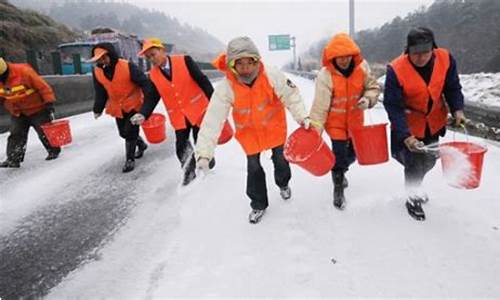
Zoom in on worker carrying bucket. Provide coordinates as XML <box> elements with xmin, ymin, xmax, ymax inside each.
<box><xmin>90</xmin><ymin>43</ymin><xmax>151</xmax><ymax>173</ymax></box>
<box><xmin>308</xmin><ymin>33</ymin><xmax>381</xmax><ymax>210</ymax></box>
<box><xmin>0</xmin><ymin>57</ymin><xmax>62</xmax><ymax>168</ymax></box>
<box><xmin>131</xmin><ymin>38</ymin><xmax>216</xmax><ymax>186</ymax></box>
<box><xmin>384</xmin><ymin>27</ymin><xmax>467</xmax><ymax>221</ymax></box>
<box><xmin>195</xmin><ymin>36</ymin><xmax>309</xmax><ymax>224</ymax></box>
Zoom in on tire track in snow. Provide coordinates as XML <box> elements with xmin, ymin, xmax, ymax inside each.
<box><xmin>0</xmin><ymin>145</ymin><xmax>174</xmax><ymax>299</ymax></box>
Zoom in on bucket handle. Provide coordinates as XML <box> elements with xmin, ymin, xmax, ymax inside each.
<box><xmin>451</xmin><ymin>123</ymin><xmax>488</xmax><ymax>152</ymax></box>
<box><xmin>452</xmin><ymin>123</ymin><xmax>469</xmax><ymax>143</ymax></box>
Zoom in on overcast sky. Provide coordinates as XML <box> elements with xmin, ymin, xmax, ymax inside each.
<box><xmin>134</xmin><ymin>0</ymin><xmax>435</xmax><ymax>66</ymax></box>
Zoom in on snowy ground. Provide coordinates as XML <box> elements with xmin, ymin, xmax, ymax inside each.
<box><xmin>1</xmin><ymin>74</ymin><xmax>500</xmax><ymax>298</ymax></box>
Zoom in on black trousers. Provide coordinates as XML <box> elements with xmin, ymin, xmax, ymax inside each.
<box><xmin>246</xmin><ymin>145</ymin><xmax>291</xmax><ymax>210</ymax></box>
<box><xmin>6</xmin><ymin>108</ymin><xmax>60</xmax><ymax>163</ymax></box>
<box><xmin>115</xmin><ymin>111</ymin><xmax>140</xmax><ymax>141</ymax></box>
<box><xmin>330</xmin><ymin>139</ymin><xmax>356</xmax><ymax>175</ymax></box>
<box><xmin>394</xmin><ymin>135</ymin><xmax>439</xmax><ymax>188</ymax></box>
<box><xmin>174</xmin><ymin>119</ymin><xmax>200</xmax><ymax>175</ymax></box>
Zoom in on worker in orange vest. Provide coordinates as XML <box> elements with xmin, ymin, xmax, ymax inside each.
<box><xmin>0</xmin><ymin>57</ymin><xmax>61</xmax><ymax>168</ymax></box>
<box><xmin>131</xmin><ymin>38</ymin><xmax>215</xmax><ymax>186</ymax></box>
<box><xmin>90</xmin><ymin>43</ymin><xmax>151</xmax><ymax>173</ymax></box>
<box><xmin>195</xmin><ymin>37</ymin><xmax>309</xmax><ymax>224</ymax></box>
<box><xmin>309</xmin><ymin>33</ymin><xmax>381</xmax><ymax>210</ymax></box>
<box><xmin>384</xmin><ymin>27</ymin><xmax>466</xmax><ymax>221</ymax></box>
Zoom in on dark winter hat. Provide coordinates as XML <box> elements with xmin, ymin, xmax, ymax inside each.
<box><xmin>406</xmin><ymin>27</ymin><xmax>437</xmax><ymax>54</ymax></box>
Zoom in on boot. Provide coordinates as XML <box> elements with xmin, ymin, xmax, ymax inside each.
<box><xmin>406</xmin><ymin>196</ymin><xmax>426</xmax><ymax>221</ymax></box>
<box><xmin>135</xmin><ymin>136</ymin><xmax>148</xmax><ymax>159</ymax></box>
<box><xmin>333</xmin><ymin>171</ymin><xmax>346</xmax><ymax>210</ymax></box>
<box><xmin>343</xmin><ymin>176</ymin><xmax>348</xmax><ymax>188</ymax></box>
<box><xmin>46</xmin><ymin>148</ymin><xmax>61</xmax><ymax>161</ymax></box>
<box><xmin>0</xmin><ymin>159</ymin><xmax>20</xmax><ymax>168</ymax></box>
<box><xmin>122</xmin><ymin>140</ymin><xmax>136</xmax><ymax>173</ymax></box>
<box><xmin>122</xmin><ymin>159</ymin><xmax>135</xmax><ymax>173</ymax></box>
<box><xmin>248</xmin><ymin>209</ymin><xmax>266</xmax><ymax>224</ymax></box>
<box><xmin>182</xmin><ymin>169</ymin><xmax>196</xmax><ymax>186</ymax></box>
<box><xmin>279</xmin><ymin>186</ymin><xmax>292</xmax><ymax>200</ymax></box>
<box><xmin>209</xmin><ymin>157</ymin><xmax>216</xmax><ymax>169</ymax></box>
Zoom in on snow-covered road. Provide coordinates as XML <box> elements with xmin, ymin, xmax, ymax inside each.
<box><xmin>1</xmin><ymin>74</ymin><xmax>499</xmax><ymax>298</ymax></box>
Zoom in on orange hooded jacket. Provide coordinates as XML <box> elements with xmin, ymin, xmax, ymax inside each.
<box><xmin>321</xmin><ymin>33</ymin><xmax>366</xmax><ymax>140</ymax></box>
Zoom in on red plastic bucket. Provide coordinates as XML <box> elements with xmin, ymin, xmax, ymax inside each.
<box><xmin>141</xmin><ymin>113</ymin><xmax>166</xmax><ymax>144</ymax></box>
<box><xmin>440</xmin><ymin>141</ymin><xmax>487</xmax><ymax>189</ymax></box>
<box><xmin>350</xmin><ymin>123</ymin><xmax>389</xmax><ymax>165</ymax></box>
<box><xmin>218</xmin><ymin>120</ymin><xmax>233</xmax><ymax>145</ymax></box>
<box><xmin>41</xmin><ymin>120</ymin><xmax>72</xmax><ymax>147</ymax></box>
<box><xmin>284</xmin><ymin>127</ymin><xmax>335</xmax><ymax>176</ymax></box>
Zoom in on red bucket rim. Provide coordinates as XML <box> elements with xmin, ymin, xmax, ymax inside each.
<box><xmin>350</xmin><ymin>122</ymin><xmax>387</xmax><ymax>133</ymax></box>
<box><xmin>284</xmin><ymin>128</ymin><xmax>325</xmax><ymax>163</ymax></box>
<box><xmin>142</xmin><ymin>113</ymin><xmax>166</xmax><ymax>129</ymax></box>
<box><xmin>440</xmin><ymin>141</ymin><xmax>487</xmax><ymax>154</ymax></box>
<box><xmin>41</xmin><ymin>119</ymin><xmax>69</xmax><ymax>128</ymax></box>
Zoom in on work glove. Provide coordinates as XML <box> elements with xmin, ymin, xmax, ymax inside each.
<box><xmin>196</xmin><ymin>157</ymin><xmax>210</xmax><ymax>173</ymax></box>
<box><xmin>404</xmin><ymin>136</ymin><xmax>425</xmax><ymax>153</ymax></box>
<box><xmin>46</xmin><ymin>103</ymin><xmax>56</xmax><ymax>121</ymax></box>
<box><xmin>130</xmin><ymin>113</ymin><xmax>145</xmax><ymax>125</ymax></box>
<box><xmin>357</xmin><ymin>97</ymin><xmax>370</xmax><ymax>110</ymax></box>
<box><xmin>301</xmin><ymin>117</ymin><xmax>311</xmax><ymax>130</ymax></box>
<box><xmin>94</xmin><ymin>112</ymin><xmax>102</xmax><ymax>120</ymax></box>
<box><xmin>452</xmin><ymin>110</ymin><xmax>467</xmax><ymax>127</ymax></box>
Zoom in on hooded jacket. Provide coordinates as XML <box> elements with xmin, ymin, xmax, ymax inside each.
<box><xmin>309</xmin><ymin>33</ymin><xmax>380</xmax><ymax>140</ymax></box>
<box><xmin>92</xmin><ymin>43</ymin><xmax>152</xmax><ymax>118</ymax></box>
<box><xmin>195</xmin><ymin>37</ymin><xmax>307</xmax><ymax>159</ymax></box>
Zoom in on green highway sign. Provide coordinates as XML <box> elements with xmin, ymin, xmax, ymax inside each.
<box><xmin>268</xmin><ymin>34</ymin><xmax>291</xmax><ymax>51</ymax></box>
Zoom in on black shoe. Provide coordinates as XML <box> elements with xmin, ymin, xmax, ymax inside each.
<box><xmin>343</xmin><ymin>176</ymin><xmax>348</xmax><ymax>188</ymax></box>
<box><xmin>122</xmin><ymin>159</ymin><xmax>135</xmax><ymax>173</ymax></box>
<box><xmin>279</xmin><ymin>186</ymin><xmax>291</xmax><ymax>200</ymax></box>
<box><xmin>406</xmin><ymin>197</ymin><xmax>426</xmax><ymax>221</ymax></box>
<box><xmin>45</xmin><ymin>149</ymin><xmax>61</xmax><ymax>161</ymax></box>
<box><xmin>208</xmin><ymin>158</ymin><xmax>216</xmax><ymax>169</ymax></box>
<box><xmin>182</xmin><ymin>170</ymin><xmax>197</xmax><ymax>186</ymax></box>
<box><xmin>333</xmin><ymin>172</ymin><xmax>346</xmax><ymax>210</ymax></box>
<box><xmin>135</xmin><ymin>137</ymin><xmax>148</xmax><ymax>159</ymax></box>
<box><xmin>248</xmin><ymin>209</ymin><xmax>265</xmax><ymax>224</ymax></box>
<box><xmin>0</xmin><ymin>160</ymin><xmax>20</xmax><ymax>168</ymax></box>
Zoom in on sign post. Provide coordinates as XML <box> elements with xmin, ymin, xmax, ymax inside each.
<box><xmin>268</xmin><ymin>34</ymin><xmax>296</xmax><ymax>70</ymax></box>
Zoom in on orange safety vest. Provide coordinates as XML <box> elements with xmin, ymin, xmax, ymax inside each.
<box><xmin>94</xmin><ymin>59</ymin><xmax>143</xmax><ymax>118</ymax></box>
<box><xmin>228</xmin><ymin>63</ymin><xmax>287</xmax><ymax>155</ymax></box>
<box><xmin>0</xmin><ymin>64</ymin><xmax>54</xmax><ymax>117</ymax></box>
<box><xmin>149</xmin><ymin>55</ymin><xmax>209</xmax><ymax>130</ymax></box>
<box><xmin>324</xmin><ymin>62</ymin><xmax>366</xmax><ymax>140</ymax></box>
<box><xmin>390</xmin><ymin>48</ymin><xmax>450</xmax><ymax>138</ymax></box>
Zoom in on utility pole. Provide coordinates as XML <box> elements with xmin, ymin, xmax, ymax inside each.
<box><xmin>291</xmin><ymin>36</ymin><xmax>296</xmax><ymax>70</ymax></box>
<box><xmin>349</xmin><ymin>0</ymin><xmax>355</xmax><ymax>39</ymax></box>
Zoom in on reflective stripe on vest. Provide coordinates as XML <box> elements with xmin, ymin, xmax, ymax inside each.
<box><xmin>0</xmin><ymin>64</ymin><xmax>48</xmax><ymax>116</ymax></box>
<box><xmin>324</xmin><ymin>65</ymin><xmax>366</xmax><ymax>140</ymax></box>
<box><xmin>228</xmin><ymin>63</ymin><xmax>287</xmax><ymax>155</ymax></box>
